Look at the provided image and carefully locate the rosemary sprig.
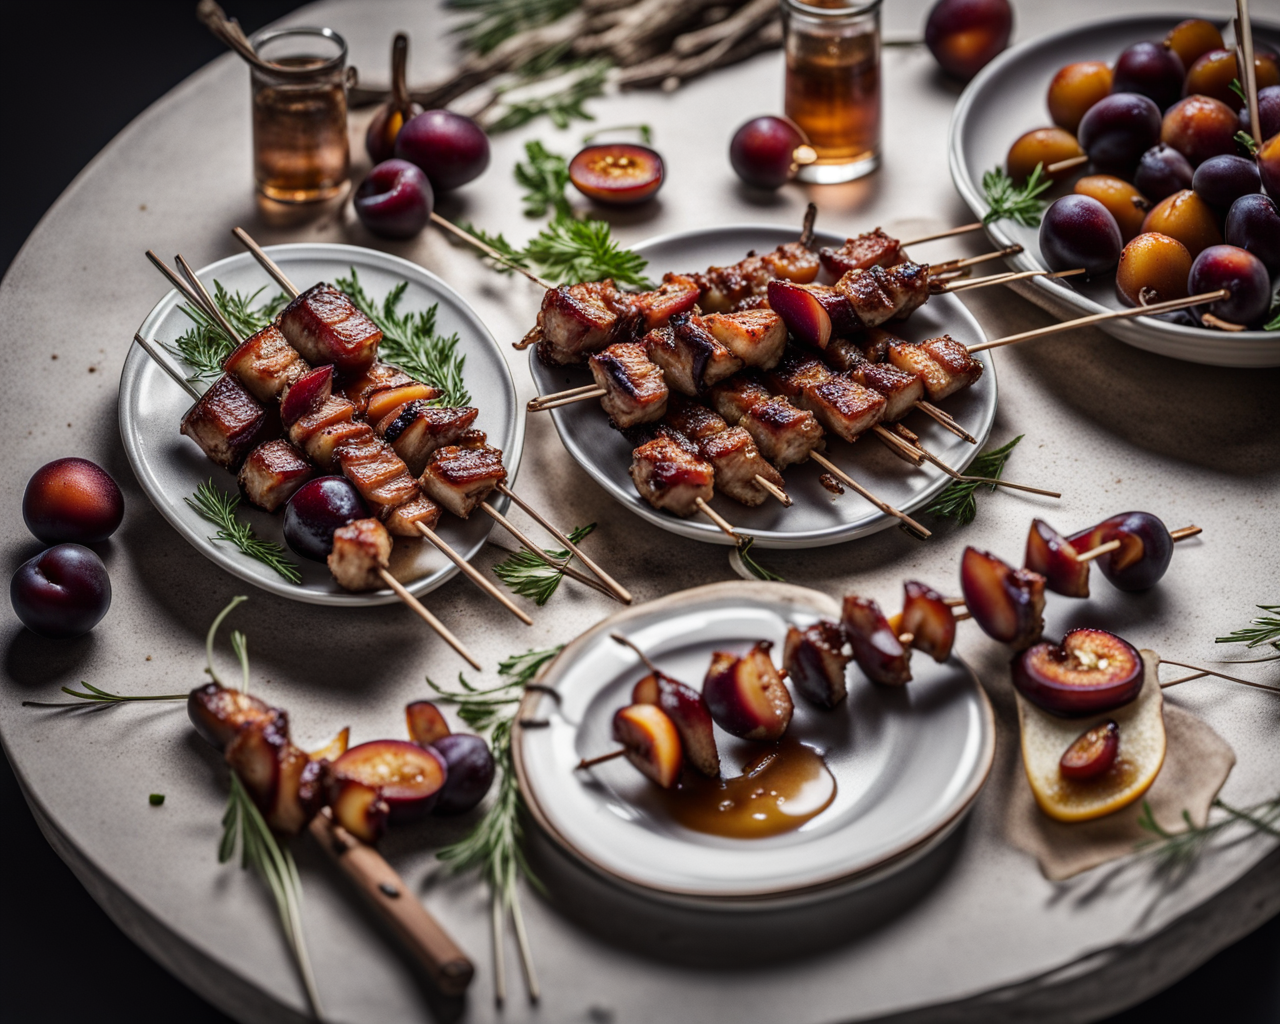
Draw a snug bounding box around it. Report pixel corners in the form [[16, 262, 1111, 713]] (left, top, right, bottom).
[[493, 524, 596, 605], [448, 0, 581, 56], [22, 679, 189, 709], [187, 481, 302, 584], [487, 61, 608, 133], [335, 268, 470, 407], [1136, 794, 1280, 873], [524, 216, 652, 288], [514, 140, 573, 220], [924, 435, 1024, 525], [981, 164, 1053, 227], [167, 283, 287, 383], [1216, 604, 1280, 661], [731, 537, 785, 582]]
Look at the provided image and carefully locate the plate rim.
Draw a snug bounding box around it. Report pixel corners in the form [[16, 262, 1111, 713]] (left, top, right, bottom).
[[119, 241, 522, 607], [947, 12, 1280, 366], [529, 224, 999, 548], [512, 580, 997, 904]]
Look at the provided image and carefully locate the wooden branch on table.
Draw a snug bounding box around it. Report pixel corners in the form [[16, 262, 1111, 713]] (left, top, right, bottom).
[[618, 18, 782, 90]]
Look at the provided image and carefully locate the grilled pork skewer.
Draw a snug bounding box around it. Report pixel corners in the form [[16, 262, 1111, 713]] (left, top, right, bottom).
[[627, 432, 739, 539]]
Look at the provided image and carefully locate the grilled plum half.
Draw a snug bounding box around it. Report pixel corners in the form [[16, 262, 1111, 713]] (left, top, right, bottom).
[[702, 641, 794, 741], [631, 671, 720, 777], [328, 778, 390, 843], [1067, 511, 1174, 592], [332, 740, 447, 821], [960, 547, 1046, 649], [1024, 518, 1090, 598], [898, 581, 956, 662], [612, 703, 683, 789], [431, 734, 496, 815], [1059, 720, 1120, 781], [405, 700, 451, 747], [1012, 628, 1144, 717], [783, 620, 851, 708], [842, 595, 911, 686]]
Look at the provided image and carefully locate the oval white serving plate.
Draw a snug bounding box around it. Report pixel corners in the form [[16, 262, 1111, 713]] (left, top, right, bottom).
[[528, 226, 997, 548], [514, 582, 995, 904], [120, 243, 520, 606], [950, 13, 1280, 368]]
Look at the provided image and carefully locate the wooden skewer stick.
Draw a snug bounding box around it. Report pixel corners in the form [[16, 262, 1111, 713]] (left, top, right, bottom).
[[611, 631, 664, 674], [873, 424, 925, 466], [809, 452, 931, 537], [1046, 154, 1089, 174], [479, 502, 615, 600], [509, 892, 541, 1004], [376, 569, 483, 669], [528, 387, 607, 411], [176, 254, 247, 344], [888, 424, 1062, 497], [928, 246, 1023, 274], [1236, 0, 1263, 151], [755, 475, 792, 506], [414, 521, 534, 625], [1158, 658, 1280, 694], [916, 401, 978, 444], [695, 497, 739, 540], [231, 227, 299, 297], [576, 748, 626, 770], [899, 222, 984, 247], [1076, 525, 1201, 563], [944, 597, 965, 607], [132, 332, 202, 398], [429, 212, 556, 291], [491, 889, 507, 1008], [146, 250, 229, 330], [940, 267, 1087, 293], [307, 808, 475, 997], [495, 482, 632, 603], [1170, 526, 1203, 541], [527, 384, 604, 409], [968, 290, 1230, 353]]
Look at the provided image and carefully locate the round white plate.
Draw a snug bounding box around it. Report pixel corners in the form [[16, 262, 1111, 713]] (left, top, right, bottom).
[[528, 226, 997, 548], [120, 243, 520, 606], [514, 582, 995, 904], [949, 14, 1280, 368]]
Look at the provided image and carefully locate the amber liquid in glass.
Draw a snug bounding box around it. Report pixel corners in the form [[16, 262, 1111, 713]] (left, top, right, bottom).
[[785, 26, 880, 168], [253, 57, 349, 203]]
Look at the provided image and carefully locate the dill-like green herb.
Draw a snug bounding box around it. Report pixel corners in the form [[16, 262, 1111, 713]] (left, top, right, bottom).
[[493, 524, 595, 605], [1216, 604, 1280, 661], [448, 0, 581, 55], [1136, 795, 1280, 873], [524, 216, 652, 288], [487, 62, 608, 133], [514, 140, 573, 220], [335, 268, 470, 406], [924, 435, 1024, 525], [982, 164, 1053, 227], [167, 283, 287, 383], [150, 793, 166, 806], [732, 537, 784, 582], [187, 481, 302, 584], [22, 679, 189, 709]]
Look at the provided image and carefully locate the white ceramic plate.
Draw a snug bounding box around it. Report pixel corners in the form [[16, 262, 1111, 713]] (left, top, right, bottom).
[[120, 243, 520, 606], [950, 14, 1280, 368], [528, 226, 997, 548], [513, 582, 995, 904]]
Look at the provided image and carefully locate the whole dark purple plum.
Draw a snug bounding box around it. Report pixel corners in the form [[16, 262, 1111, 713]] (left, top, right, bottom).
[[11, 544, 111, 638], [1039, 195, 1123, 276]]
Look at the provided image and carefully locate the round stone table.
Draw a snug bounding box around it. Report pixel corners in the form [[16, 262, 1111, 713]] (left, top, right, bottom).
[[1, 1, 1276, 1022]]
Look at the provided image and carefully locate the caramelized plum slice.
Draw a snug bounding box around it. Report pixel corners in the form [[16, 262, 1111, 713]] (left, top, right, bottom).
[[612, 704, 683, 789], [279, 365, 334, 428], [1067, 511, 1174, 592], [766, 279, 831, 349], [1013, 628, 1143, 717], [328, 778, 390, 843], [960, 547, 1046, 650], [225, 711, 326, 835], [841, 595, 912, 685], [309, 726, 350, 762], [782, 620, 851, 708], [631, 672, 720, 777], [187, 682, 274, 751], [898, 581, 956, 662], [1024, 518, 1090, 598], [569, 144, 664, 204], [1059, 720, 1120, 780], [703, 642, 794, 741], [405, 700, 451, 747], [332, 740, 447, 821]]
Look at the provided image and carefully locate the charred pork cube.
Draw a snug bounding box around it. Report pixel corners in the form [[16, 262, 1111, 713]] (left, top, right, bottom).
[[455, 429, 487, 449], [835, 262, 931, 327], [646, 314, 743, 396], [887, 336, 983, 401], [699, 426, 787, 507], [766, 350, 885, 442], [532, 281, 621, 365], [819, 228, 903, 278], [589, 342, 669, 428], [278, 284, 381, 376], [708, 376, 824, 469], [382, 494, 442, 537], [783, 620, 852, 708], [702, 309, 788, 369], [327, 517, 391, 592], [629, 433, 715, 517], [377, 401, 480, 476], [222, 324, 309, 403], [846, 362, 926, 422], [288, 396, 363, 470], [335, 435, 422, 518], [238, 439, 313, 512], [181, 374, 271, 471], [419, 445, 508, 518]]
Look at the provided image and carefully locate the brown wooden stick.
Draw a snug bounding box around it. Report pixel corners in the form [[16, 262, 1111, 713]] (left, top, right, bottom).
[[1171, 525, 1202, 541], [509, 892, 541, 1004], [900, 223, 984, 247], [940, 267, 1087, 292], [528, 384, 604, 407], [146, 251, 229, 329], [479, 502, 616, 600], [376, 568, 483, 669], [576, 748, 626, 769], [1046, 154, 1089, 174], [415, 522, 534, 625], [308, 809, 475, 997], [496, 482, 633, 603], [1237, 1, 1262, 150], [132, 332, 202, 400], [873, 424, 925, 465], [968, 289, 1229, 352], [755, 474, 792, 506], [429, 212, 556, 290], [809, 452, 931, 537], [232, 227, 300, 297], [1076, 539, 1121, 564], [695, 497, 739, 539], [175, 254, 245, 343], [944, 597, 965, 607], [890, 425, 1062, 497], [915, 401, 977, 443], [928, 246, 1022, 274], [527, 388, 606, 411], [1158, 658, 1280, 694], [610, 631, 664, 674]]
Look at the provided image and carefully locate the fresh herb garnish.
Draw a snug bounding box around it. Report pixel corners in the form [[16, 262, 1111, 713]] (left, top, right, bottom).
[[1266, 297, 1280, 332], [514, 140, 573, 219], [731, 537, 784, 582], [1216, 604, 1280, 661], [486, 61, 608, 133], [1136, 795, 1280, 873], [22, 679, 189, 709], [583, 123, 653, 145], [150, 793, 166, 806], [493, 524, 596, 605], [448, 0, 581, 55], [924, 435, 1024, 525], [1235, 130, 1260, 156], [167, 283, 287, 383], [187, 481, 302, 584], [335, 268, 470, 407], [981, 164, 1053, 227]]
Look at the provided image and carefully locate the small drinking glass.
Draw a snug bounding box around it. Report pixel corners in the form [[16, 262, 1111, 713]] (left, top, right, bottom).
[[782, 0, 883, 183], [249, 26, 350, 203]]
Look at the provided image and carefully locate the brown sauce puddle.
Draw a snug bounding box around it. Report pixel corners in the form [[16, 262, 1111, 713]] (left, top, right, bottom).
[[656, 738, 836, 838]]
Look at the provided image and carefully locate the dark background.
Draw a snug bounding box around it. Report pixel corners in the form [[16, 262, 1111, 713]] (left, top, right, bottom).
[[0, 2, 1276, 1021]]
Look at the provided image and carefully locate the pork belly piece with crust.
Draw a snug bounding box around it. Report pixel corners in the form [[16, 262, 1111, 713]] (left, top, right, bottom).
[[886, 337, 983, 401], [709, 376, 825, 469], [382, 494, 442, 537], [702, 309, 788, 369], [377, 401, 479, 475], [223, 324, 309, 403], [846, 362, 926, 422], [834, 262, 931, 327], [335, 435, 423, 518], [589, 342, 669, 428], [646, 314, 744, 396], [181, 374, 271, 471], [288, 396, 363, 470], [327, 518, 391, 591], [238, 439, 313, 512], [629, 433, 715, 517], [819, 228, 903, 278], [689, 242, 821, 313], [766, 350, 885, 442], [532, 281, 621, 365], [419, 444, 508, 518], [662, 394, 786, 505], [278, 284, 382, 375]]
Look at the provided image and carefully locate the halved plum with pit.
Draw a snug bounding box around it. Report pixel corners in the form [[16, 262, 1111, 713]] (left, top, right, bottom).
[[328, 778, 390, 843], [702, 641, 794, 740], [631, 671, 719, 777], [1013, 628, 1143, 717], [569, 144, 664, 205], [1059, 719, 1120, 780], [782, 620, 851, 708], [898, 581, 956, 662], [842, 595, 911, 686], [1024, 518, 1090, 598], [332, 740, 447, 821], [613, 703, 683, 789], [960, 547, 1045, 650], [279, 365, 334, 428], [405, 700, 451, 747], [1067, 511, 1174, 592]]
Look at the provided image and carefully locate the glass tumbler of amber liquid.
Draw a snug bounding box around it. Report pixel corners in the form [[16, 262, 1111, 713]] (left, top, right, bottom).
[[782, 0, 882, 183], [249, 26, 350, 203]]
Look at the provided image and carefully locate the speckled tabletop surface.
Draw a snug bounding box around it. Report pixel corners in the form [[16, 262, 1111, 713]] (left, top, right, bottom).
[[1, 1, 1277, 1022]]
